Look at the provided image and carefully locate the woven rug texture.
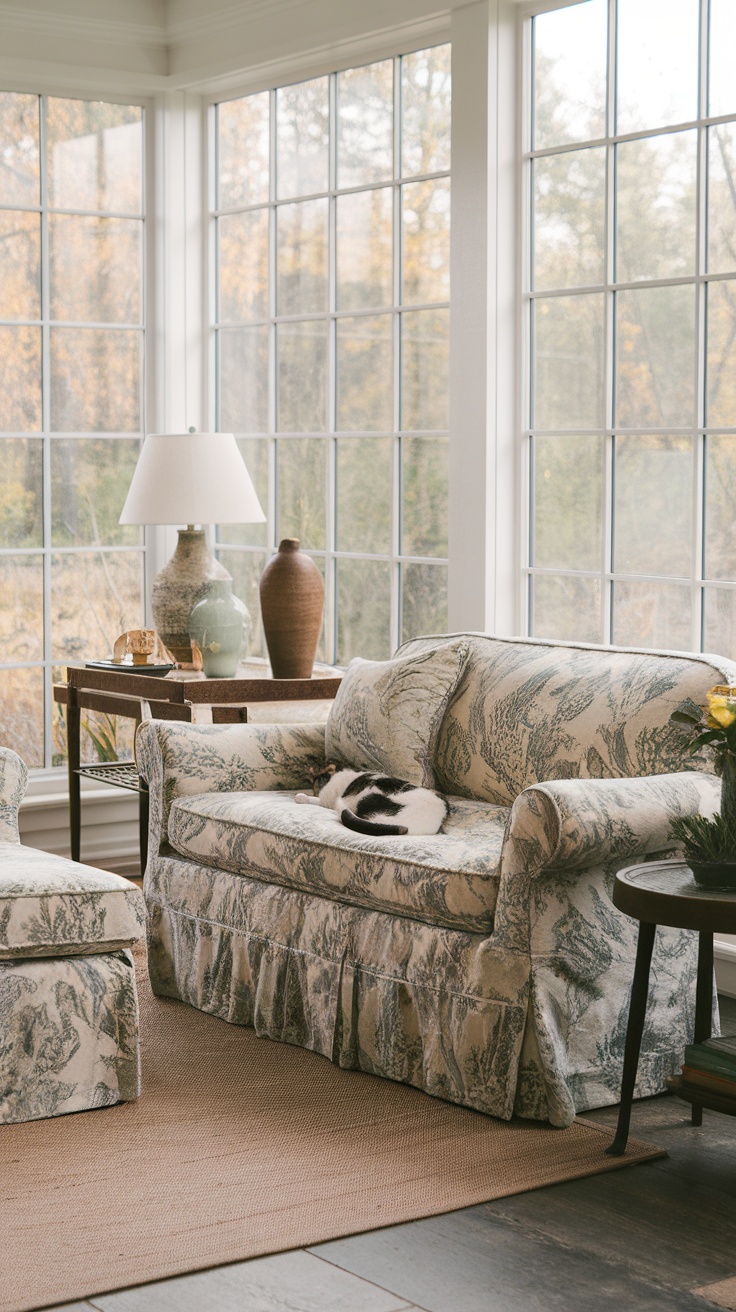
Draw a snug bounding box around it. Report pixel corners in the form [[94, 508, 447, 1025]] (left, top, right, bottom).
[[0, 955, 664, 1312]]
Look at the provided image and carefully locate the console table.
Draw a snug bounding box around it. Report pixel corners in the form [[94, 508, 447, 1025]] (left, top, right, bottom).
[[607, 859, 736, 1155], [53, 661, 342, 869]]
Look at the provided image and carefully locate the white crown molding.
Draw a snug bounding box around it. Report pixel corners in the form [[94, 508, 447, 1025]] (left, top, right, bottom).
[[172, 9, 450, 94], [0, 53, 168, 96], [0, 2, 167, 47], [165, 0, 318, 44]]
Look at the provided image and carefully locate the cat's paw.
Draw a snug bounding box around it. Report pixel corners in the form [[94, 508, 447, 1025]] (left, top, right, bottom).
[[294, 792, 311, 804]]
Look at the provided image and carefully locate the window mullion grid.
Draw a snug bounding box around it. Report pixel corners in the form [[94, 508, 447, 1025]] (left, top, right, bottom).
[[602, 0, 617, 645], [391, 53, 402, 655], [694, 0, 709, 650], [267, 88, 278, 563], [39, 94, 53, 769], [326, 71, 338, 664]]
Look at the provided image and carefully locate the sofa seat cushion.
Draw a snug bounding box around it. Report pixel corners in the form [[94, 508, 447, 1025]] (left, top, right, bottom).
[[0, 844, 145, 960], [167, 791, 507, 933]]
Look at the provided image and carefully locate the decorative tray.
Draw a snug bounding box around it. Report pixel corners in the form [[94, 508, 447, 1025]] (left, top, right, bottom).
[[84, 660, 177, 677]]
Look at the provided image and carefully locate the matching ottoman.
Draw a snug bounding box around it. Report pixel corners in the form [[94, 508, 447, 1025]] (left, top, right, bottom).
[[0, 747, 145, 1125]]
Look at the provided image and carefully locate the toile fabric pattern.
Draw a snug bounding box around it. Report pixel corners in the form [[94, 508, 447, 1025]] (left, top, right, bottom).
[[137, 633, 736, 1127], [0, 746, 144, 1124], [0, 842, 146, 959], [167, 790, 506, 933], [325, 640, 470, 787]]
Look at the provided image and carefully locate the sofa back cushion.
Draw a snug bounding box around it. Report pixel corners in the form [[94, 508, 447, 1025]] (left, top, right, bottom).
[[325, 639, 469, 787], [397, 634, 736, 805]]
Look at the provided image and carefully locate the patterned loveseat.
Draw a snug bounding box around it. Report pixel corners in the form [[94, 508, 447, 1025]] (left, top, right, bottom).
[[137, 633, 736, 1127]]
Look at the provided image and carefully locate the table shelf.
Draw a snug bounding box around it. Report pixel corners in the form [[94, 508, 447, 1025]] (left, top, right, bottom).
[[667, 1075, 736, 1118], [74, 761, 143, 793]]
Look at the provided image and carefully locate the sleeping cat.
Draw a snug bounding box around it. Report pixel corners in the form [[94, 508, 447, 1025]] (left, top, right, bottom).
[[295, 763, 449, 837]]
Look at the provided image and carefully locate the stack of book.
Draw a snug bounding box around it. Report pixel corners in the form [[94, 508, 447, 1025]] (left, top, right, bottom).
[[681, 1033, 736, 1099]]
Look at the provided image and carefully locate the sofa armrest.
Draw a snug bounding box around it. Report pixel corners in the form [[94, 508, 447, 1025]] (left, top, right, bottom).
[[136, 719, 327, 852], [501, 771, 720, 882], [0, 747, 28, 844]]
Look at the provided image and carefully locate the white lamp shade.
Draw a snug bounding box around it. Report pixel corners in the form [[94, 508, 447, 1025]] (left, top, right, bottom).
[[119, 432, 266, 526]]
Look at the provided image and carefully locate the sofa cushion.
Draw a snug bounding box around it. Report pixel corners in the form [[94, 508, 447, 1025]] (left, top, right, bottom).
[[397, 634, 736, 805], [0, 845, 145, 959], [325, 639, 469, 788], [166, 790, 506, 933]]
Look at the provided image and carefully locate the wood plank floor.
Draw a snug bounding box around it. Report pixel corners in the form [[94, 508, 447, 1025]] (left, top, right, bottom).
[[41, 997, 736, 1312]]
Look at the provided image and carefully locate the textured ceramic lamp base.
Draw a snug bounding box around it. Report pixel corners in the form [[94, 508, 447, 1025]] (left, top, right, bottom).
[[152, 528, 231, 663]]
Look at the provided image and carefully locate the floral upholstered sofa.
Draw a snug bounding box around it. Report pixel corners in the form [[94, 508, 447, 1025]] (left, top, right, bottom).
[[0, 746, 144, 1123], [136, 633, 736, 1127]]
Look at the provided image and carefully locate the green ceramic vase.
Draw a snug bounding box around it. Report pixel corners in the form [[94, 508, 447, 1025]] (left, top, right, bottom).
[[188, 579, 251, 678]]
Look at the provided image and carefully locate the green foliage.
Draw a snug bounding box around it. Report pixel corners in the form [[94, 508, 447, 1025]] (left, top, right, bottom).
[[82, 714, 118, 762], [670, 813, 736, 865]]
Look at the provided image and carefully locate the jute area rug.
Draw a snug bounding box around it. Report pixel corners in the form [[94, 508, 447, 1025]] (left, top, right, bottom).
[[1, 956, 663, 1312]]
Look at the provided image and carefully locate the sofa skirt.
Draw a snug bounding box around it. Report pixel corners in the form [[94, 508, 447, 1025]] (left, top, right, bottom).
[[0, 948, 141, 1124], [145, 854, 531, 1121]]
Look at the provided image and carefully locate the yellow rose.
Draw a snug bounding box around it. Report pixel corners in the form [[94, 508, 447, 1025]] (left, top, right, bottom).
[[706, 686, 736, 729]]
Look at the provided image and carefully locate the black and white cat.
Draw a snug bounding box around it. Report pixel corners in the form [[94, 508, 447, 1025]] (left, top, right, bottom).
[[295, 764, 449, 837]]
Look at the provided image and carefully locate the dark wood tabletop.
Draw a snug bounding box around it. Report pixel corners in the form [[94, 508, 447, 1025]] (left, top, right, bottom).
[[613, 859, 736, 935]]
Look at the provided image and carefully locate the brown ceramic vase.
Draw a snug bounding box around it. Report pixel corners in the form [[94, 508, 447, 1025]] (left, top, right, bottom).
[[259, 538, 324, 679]]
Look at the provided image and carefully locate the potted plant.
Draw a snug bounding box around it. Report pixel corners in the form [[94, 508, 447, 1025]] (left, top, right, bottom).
[[670, 685, 736, 889]]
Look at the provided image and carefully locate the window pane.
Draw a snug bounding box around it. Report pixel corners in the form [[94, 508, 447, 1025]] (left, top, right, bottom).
[[709, 0, 736, 119], [337, 60, 393, 189], [616, 131, 696, 282], [533, 294, 605, 430], [612, 579, 692, 651], [707, 280, 736, 427], [533, 149, 605, 292], [337, 437, 392, 554], [402, 46, 450, 178], [402, 178, 450, 305], [0, 326, 41, 432], [336, 188, 392, 311], [703, 587, 736, 661], [218, 93, 269, 210], [532, 574, 603, 644], [708, 124, 736, 275], [336, 315, 393, 432], [616, 0, 698, 134], [277, 320, 328, 432], [337, 559, 391, 662], [51, 550, 144, 661], [216, 548, 268, 660], [0, 438, 42, 547], [0, 555, 43, 660], [50, 328, 141, 432], [533, 435, 603, 572], [276, 79, 329, 200], [276, 198, 328, 316], [616, 286, 695, 428], [705, 434, 736, 581], [51, 438, 142, 547], [218, 439, 269, 547], [401, 308, 449, 431], [218, 210, 268, 322], [0, 211, 40, 320], [402, 436, 448, 557], [613, 434, 692, 577], [46, 100, 142, 213], [0, 93, 39, 207], [49, 216, 141, 324], [533, 0, 607, 150], [220, 327, 269, 433], [276, 437, 327, 549], [401, 562, 448, 643], [0, 667, 44, 769]]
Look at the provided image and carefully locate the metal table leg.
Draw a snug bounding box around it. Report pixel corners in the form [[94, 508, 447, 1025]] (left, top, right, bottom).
[[689, 930, 715, 1127], [67, 687, 81, 862], [607, 919, 657, 1156]]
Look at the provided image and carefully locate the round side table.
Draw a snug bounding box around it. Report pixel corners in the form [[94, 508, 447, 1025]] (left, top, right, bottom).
[[607, 858, 736, 1155]]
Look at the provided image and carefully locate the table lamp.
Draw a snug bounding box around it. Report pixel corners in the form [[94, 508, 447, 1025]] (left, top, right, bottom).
[[119, 432, 265, 663]]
